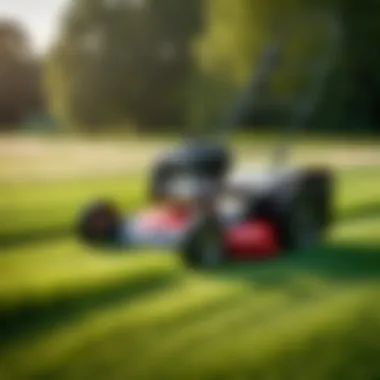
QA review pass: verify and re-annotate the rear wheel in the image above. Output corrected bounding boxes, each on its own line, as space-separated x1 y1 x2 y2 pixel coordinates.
277 190 321 252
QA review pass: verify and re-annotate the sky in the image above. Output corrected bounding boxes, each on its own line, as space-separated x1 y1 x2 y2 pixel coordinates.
0 0 69 53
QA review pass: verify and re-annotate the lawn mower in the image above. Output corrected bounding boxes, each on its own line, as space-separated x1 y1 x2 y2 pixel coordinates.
77 11 342 268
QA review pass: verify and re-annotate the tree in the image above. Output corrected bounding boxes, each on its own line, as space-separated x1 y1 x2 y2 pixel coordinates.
193 0 380 133
0 19 45 128
48 0 380 133
189 0 339 129
47 0 203 131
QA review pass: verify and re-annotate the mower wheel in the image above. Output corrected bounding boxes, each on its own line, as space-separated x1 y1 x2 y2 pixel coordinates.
276 188 322 251
181 216 227 269
251 167 332 252
77 200 122 246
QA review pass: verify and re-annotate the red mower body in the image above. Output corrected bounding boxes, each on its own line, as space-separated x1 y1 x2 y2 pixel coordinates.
128 205 280 261
225 221 280 260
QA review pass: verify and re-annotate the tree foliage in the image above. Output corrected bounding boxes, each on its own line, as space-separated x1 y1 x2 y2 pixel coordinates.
47 0 380 133
0 19 45 128
47 0 203 131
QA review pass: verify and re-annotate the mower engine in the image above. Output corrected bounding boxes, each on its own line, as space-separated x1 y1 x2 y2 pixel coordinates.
150 141 232 205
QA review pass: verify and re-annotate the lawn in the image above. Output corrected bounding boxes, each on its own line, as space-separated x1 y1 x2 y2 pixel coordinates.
0 136 379 380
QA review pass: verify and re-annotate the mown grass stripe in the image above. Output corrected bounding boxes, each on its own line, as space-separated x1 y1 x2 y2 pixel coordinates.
0 278 249 379
123 292 299 378
0 269 179 349
0 239 180 311
153 287 380 380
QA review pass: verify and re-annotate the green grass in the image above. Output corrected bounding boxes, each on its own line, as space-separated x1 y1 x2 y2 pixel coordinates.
0 142 379 380
1 167 379 246
0 174 146 246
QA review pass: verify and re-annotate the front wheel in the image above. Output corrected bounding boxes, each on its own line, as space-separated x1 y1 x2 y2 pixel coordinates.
180 216 227 269
77 200 122 247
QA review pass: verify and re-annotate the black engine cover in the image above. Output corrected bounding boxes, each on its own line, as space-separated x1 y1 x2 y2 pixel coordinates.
150 140 232 200
156 141 232 178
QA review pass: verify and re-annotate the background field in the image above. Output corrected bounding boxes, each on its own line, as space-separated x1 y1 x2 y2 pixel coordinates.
0 135 379 380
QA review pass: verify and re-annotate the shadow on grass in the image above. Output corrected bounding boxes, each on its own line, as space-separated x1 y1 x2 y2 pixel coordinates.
338 201 380 223
0 226 71 250
210 243 380 292
0 270 179 350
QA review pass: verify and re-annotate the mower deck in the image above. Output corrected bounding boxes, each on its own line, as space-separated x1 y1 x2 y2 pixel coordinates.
121 205 280 260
